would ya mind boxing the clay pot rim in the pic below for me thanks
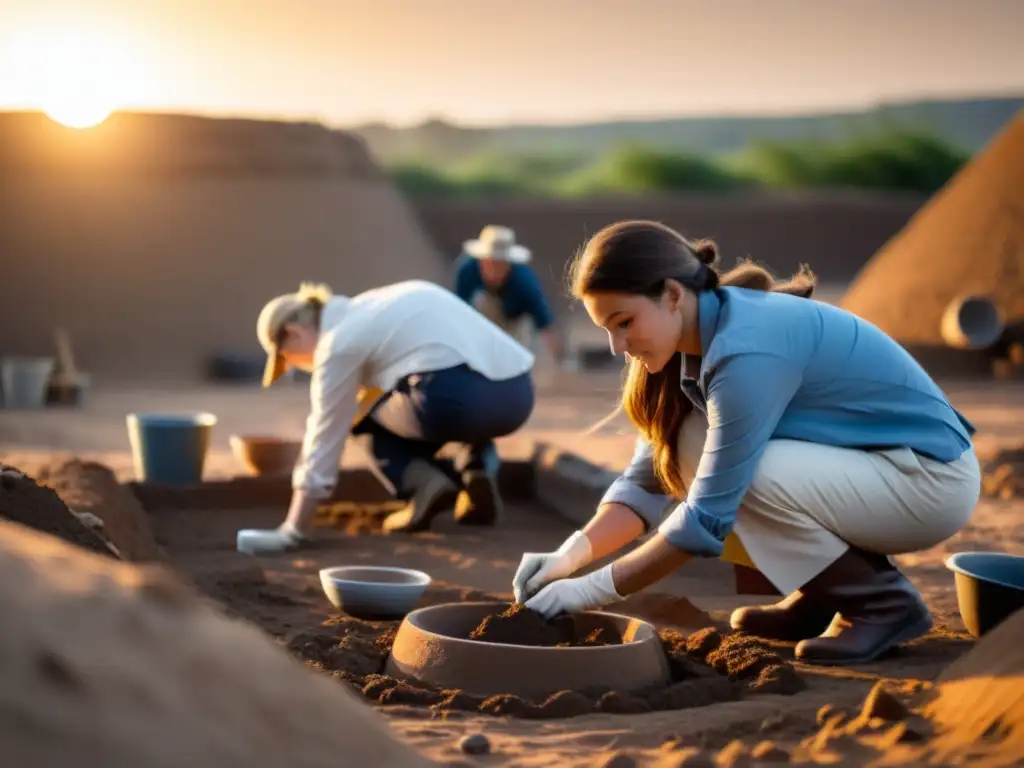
[229,435,303,447]
[405,600,655,651]
[319,565,432,588]
[127,411,218,427]
[946,551,1024,592]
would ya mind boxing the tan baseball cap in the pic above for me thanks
[256,283,333,388]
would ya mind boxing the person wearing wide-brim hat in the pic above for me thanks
[454,225,561,362]
[236,279,536,555]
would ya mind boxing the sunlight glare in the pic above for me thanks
[5,24,141,129]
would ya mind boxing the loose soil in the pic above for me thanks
[468,603,620,647]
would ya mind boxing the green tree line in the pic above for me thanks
[388,130,968,199]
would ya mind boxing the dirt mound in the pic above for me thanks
[842,112,1024,348]
[0,519,428,768]
[468,602,620,647]
[31,458,162,561]
[981,444,1024,500]
[770,609,1024,765]
[0,465,115,559]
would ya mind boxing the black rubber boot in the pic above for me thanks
[730,589,837,642]
[795,548,932,665]
[382,460,459,533]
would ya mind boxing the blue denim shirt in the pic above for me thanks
[453,254,555,330]
[601,286,976,558]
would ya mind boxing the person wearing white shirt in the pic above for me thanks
[236,280,536,555]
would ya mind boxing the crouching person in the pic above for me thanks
[237,280,535,555]
[513,221,980,666]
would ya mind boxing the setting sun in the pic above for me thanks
[3,23,143,129]
[45,97,114,130]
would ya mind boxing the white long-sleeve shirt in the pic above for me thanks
[292,280,535,497]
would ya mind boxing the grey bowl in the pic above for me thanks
[946,551,1024,637]
[319,565,432,621]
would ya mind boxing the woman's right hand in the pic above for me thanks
[512,530,593,603]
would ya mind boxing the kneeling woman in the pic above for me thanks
[513,221,979,665]
[238,280,535,555]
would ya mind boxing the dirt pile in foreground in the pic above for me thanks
[0,518,428,768]
[0,465,116,559]
[664,609,1024,765]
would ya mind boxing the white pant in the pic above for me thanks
[472,292,535,351]
[676,412,981,595]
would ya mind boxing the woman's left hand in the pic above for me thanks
[523,564,621,619]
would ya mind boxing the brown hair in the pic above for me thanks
[569,220,816,498]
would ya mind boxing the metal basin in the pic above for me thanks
[385,601,670,699]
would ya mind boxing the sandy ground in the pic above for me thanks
[2,376,1023,765]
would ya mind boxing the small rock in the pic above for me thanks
[860,682,910,722]
[716,740,753,767]
[748,663,806,695]
[750,740,790,762]
[877,720,927,746]
[816,703,848,727]
[458,733,490,755]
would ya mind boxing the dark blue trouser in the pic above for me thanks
[351,364,535,495]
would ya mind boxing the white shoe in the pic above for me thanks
[236,526,309,556]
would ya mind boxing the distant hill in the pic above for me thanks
[351,96,1024,165]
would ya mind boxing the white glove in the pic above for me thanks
[512,530,593,603]
[237,524,309,556]
[524,563,622,619]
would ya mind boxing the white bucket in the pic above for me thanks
[1,357,56,409]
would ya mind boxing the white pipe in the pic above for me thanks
[940,295,1004,350]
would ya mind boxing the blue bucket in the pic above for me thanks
[127,412,218,486]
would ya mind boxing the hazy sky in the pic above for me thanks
[1,0,1022,127]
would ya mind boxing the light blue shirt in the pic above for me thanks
[601,286,976,558]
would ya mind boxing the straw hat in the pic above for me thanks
[463,225,531,264]
[256,282,332,388]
